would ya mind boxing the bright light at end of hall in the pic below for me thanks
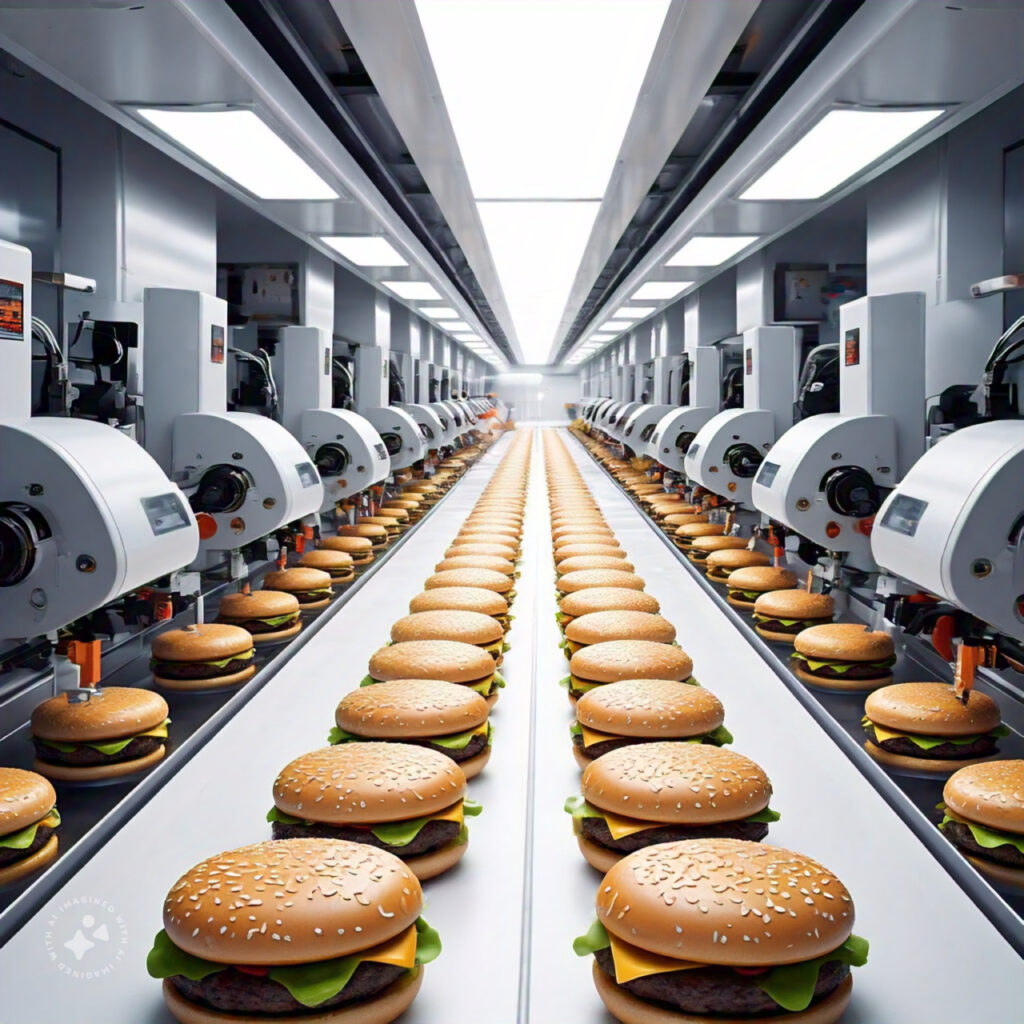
[740,108,944,201]
[136,108,338,201]
[667,235,759,266]
[381,280,442,301]
[320,236,407,266]
[632,281,693,301]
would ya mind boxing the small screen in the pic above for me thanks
[324,347,331,375]
[210,325,225,364]
[0,279,25,341]
[745,347,753,375]
[141,492,191,536]
[756,460,780,488]
[880,493,928,537]
[650,430,661,446]
[687,443,700,460]
[373,442,389,461]
[844,327,860,367]
[295,462,320,488]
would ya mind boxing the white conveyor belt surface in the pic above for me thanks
[522,430,1023,1024]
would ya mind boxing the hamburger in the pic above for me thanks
[563,640,694,702]
[555,544,627,562]
[565,745,778,871]
[753,590,835,642]
[862,683,1007,772]
[320,534,374,566]
[563,611,675,659]
[570,678,732,769]
[940,760,1024,888]
[382,498,421,522]
[554,533,621,551]
[331,678,492,778]
[337,523,389,550]
[424,568,514,602]
[364,640,504,706]
[558,569,645,596]
[409,586,511,632]
[557,588,660,631]
[359,514,401,538]
[151,624,256,691]
[267,744,480,880]
[434,554,516,578]
[216,590,302,644]
[377,505,411,528]
[553,524,616,543]
[445,542,518,561]
[0,768,60,885]
[557,555,636,577]
[390,610,506,663]
[146,838,441,1023]
[704,549,772,584]
[297,549,355,585]
[662,511,708,532]
[687,535,750,566]
[573,839,867,1023]
[673,522,726,551]
[725,566,799,608]
[31,686,170,781]
[261,567,335,610]
[791,624,896,691]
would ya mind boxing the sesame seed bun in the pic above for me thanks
[262,567,335,598]
[689,536,750,562]
[445,542,517,560]
[675,522,726,540]
[0,768,57,835]
[162,838,421,965]
[566,611,675,647]
[555,544,627,562]
[704,550,771,582]
[434,555,516,576]
[368,640,494,684]
[582,743,770,825]
[943,760,1024,836]
[559,569,646,594]
[554,534,620,551]
[335,679,488,739]
[662,512,708,528]
[577,679,724,739]
[553,524,615,542]
[217,589,300,621]
[457,525,522,541]
[570,640,692,684]
[152,623,253,663]
[559,589,660,619]
[753,589,834,620]
[725,566,798,593]
[320,536,374,563]
[597,839,854,966]
[558,555,636,576]
[337,523,388,542]
[298,550,355,580]
[408,587,509,618]
[793,623,894,662]
[390,610,503,647]
[31,686,168,742]
[424,568,512,594]
[865,683,1001,737]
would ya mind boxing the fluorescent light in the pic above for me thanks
[136,108,337,200]
[667,235,759,266]
[456,334,483,342]
[632,280,692,301]
[417,0,669,199]
[478,200,600,363]
[588,333,617,341]
[445,321,471,332]
[320,235,406,266]
[612,305,656,320]
[420,306,460,320]
[382,280,443,301]
[603,320,633,331]
[740,108,944,201]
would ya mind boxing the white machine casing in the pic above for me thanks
[441,399,472,439]
[606,401,641,442]
[620,404,676,454]
[1,418,199,640]
[398,402,446,452]
[427,402,458,446]
[596,400,626,435]
[361,405,426,471]
[685,326,798,508]
[645,348,722,468]
[872,420,1024,639]
[143,289,323,553]
[751,293,924,566]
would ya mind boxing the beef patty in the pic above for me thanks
[868,734,997,760]
[942,819,1024,868]
[271,818,460,857]
[219,616,299,635]
[581,816,768,854]
[152,657,253,680]
[0,824,56,868]
[792,656,894,680]
[755,617,830,636]
[572,732,715,761]
[33,735,165,767]
[414,732,489,763]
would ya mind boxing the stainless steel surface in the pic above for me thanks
[526,430,1022,1023]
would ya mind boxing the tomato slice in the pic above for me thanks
[235,965,270,977]
[733,966,771,977]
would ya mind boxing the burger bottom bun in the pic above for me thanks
[250,620,302,645]
[577,834,623,874]
[725,594,759,611]
[298,596,332,611]
[965,854,1024,891]
[592,961,852,1024]
[484,692,499,711]
[162,967,423,1024]
[459,745,492,781]
[793,665,892,692]
[0,833,58,886]
[573,744,595,772]
[34,744,165,783]
[405,836,468,881]
[753,625,798,646]
[863,740,1002,776]
[154,664,257,693]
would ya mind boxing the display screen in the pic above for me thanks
[844,327,860,367]
[687,443,701,460]
[373,442,389,461]
[141,493,191,536]
[0,278,25,341]
[745,347,753,375]
[324,347,331,376]
[880,493,928,537]
[756,460,780,488]
[295,462,320,488]
[650,430,661,445]
[210,325,225,364]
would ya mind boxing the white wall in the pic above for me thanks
[493,371,580,422]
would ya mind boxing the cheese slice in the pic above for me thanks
[137,721,170,740]
[431,801,465,827]
[481,639,504,659]
[466,675,495,695]
[569,675,605,694]
[869,723,905,743]
[600,810,663,840]
[609,933,703,983]
[566,640,585,656]
[579,725,616,749]
[36,810,60,830]
[361,924,417,969]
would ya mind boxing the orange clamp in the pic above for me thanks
[67,639,102,688]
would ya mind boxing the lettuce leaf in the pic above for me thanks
[259,613,300,627]
[146,929,225,982]
[502,641,511,653]
[792,654,895,674]
[430,722,493,750]
[463,799,483,817]
[151,649,253,671]
[359,674,378,688]
[755,935,868,1012]
[413,917,442,964]
[267,802,471,847]
[569,721,582,737]
[558,676,572,690]
[572,918,610,956]
[565,795,777,827]
[266,806,302,825]
[940,812,1024,855]
[0,807,60,849]
[698,723,733,746]
[328,726,360,744]
[862,716,1009,750]
[744,806,781,823]
[37,719,170,755]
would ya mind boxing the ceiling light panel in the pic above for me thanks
[416,0,669,199]
[381,280,443,300]
[445,321,471,332]
[667,235,759,266]
[612,305,656,319]
[320,235,406,266]
[740,108,944,201]
[602,320,633,330]
[136,108,338,200]
[632,281,692,301]
[421,306,460,320]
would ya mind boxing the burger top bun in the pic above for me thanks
[369,639,495,683]
[943,759,1024,835]
[663,513,709,528]
[705,549,772,573]
[320,535,373,554]
[754,589,835,620]
[273,742,465,824]
[218,590,299,619]
[566,611,675,646]
[337,523,387,538]
[435,555,516,576]
[597,839,854,966]
[0,768,57,833]
[390,609,503,646]
[409,587,509,617]
[559,569,646,594]
[298,549,354,571]
[556,544,629,562]
[675,522,727,539]
[794,623,894,662]
[726,566,799,592]
[335,678,489,738]
[152,623,253,663]
[31,686,168,742]
[425,568,512,594]
[553,533,619,551]
[262,567,333,593]
[558,556,636,576]
[445,542,517,560]
[865,682,1001,737]
[691,536,751,554]
[577,679,723,739]
[582,743,769,824]
[559,588,660,618]
[570,640,692,683]
[163,838,422,964]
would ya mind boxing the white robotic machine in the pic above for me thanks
[645,348,721,470]
[620,404,677,456]
[397,402,447,454]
